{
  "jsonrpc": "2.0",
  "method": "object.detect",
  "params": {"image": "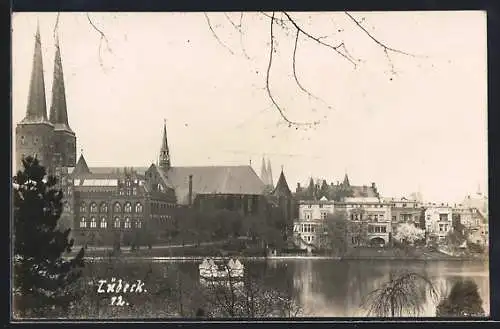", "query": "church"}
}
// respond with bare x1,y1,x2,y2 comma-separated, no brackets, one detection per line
14,26,295,247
